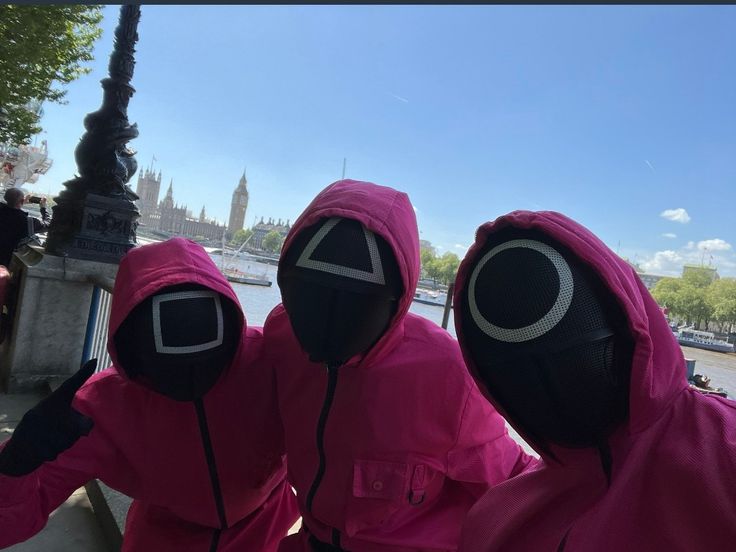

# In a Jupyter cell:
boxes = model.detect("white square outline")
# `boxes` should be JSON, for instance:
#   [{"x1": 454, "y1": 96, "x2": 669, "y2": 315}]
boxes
[{"x1": 152, "y1": 290, "x2": 224, "y2": 354}]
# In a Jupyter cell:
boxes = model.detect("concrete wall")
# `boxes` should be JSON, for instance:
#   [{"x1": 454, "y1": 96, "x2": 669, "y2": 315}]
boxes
[{"x1": 0, "y1": 246, "x2": 117, "y2": 392}]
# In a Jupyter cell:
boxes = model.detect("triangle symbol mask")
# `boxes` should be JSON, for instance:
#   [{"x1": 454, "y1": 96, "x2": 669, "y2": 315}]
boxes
[{"x1": 295, "y1": 217, "x2": 386, "y2": 285}]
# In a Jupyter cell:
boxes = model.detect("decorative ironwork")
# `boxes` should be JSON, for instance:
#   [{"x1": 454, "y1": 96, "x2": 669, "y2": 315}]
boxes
[{"x1": 46, "y1": 5, "x2": 142, "y2": 262}]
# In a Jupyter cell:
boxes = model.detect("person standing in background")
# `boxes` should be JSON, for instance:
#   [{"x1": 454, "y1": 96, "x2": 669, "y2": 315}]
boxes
[{"x1": 0, "y1": 187, "x2": 50, "y2": 268}]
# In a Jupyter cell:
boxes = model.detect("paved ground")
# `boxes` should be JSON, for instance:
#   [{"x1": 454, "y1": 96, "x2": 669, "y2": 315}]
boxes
[{"x1": 0, "y1": 392, "x2": 109, "y2": 552}]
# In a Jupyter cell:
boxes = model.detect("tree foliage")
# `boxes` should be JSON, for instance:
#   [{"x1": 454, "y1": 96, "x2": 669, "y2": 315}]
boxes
[
  {"x1": 230, "y1": 228, "x2": 253, "y2": 247},
  {"x1": 707, "y1": 279, "x2": 736, "y2": 329},
  {"x1": 262, "y1": 230, "x2": 284, "y2": 253},
  {"x1": 0, "y1": 4, "x2": 103, "y2": 144},
  {"x1": 421, "y1": 249, "x2": 461, "y2": 286},
  {"x1": 652, "y1": 275, "x2": 736, "y2": 331}
]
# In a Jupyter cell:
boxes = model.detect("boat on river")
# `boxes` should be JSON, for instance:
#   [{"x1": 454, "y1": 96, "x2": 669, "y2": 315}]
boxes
[
  {"x1": 412, "y1": 289, "x2": 448, "y2": 307},
  {"x1": 222, "y1": 268, "x2": 272, "y2": 287},
  {"x1": 677, "y1": 327, "x2": 735, "y2": 354}
]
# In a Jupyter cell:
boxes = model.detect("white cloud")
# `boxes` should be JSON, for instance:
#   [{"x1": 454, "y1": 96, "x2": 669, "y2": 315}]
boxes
[
  {"x1": 638, "y1": 243, "x2": 736, "y2": 278},
  {"x1": 640, "y1": 250, "x2": 683, "y2": 274},
  {"x1": 454, "y1": 243, "x2": 468, "y2": 251},
  {"x1": 697, "y1": 238, "x2": 732, "y2": 252},
  {"x1": 660, "y1": 208, "x2": 691, "y2": 224},
  {"x1": 661, "y1": 233, "x2": 677, "y2": 239}
]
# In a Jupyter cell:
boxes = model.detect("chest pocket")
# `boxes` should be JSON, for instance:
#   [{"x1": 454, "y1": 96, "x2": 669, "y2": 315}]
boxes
[
  {"x1": 346, "y1": 459, "x2": 441, "y2": 538},
  {"x1": 346, "y1": 460, "x2": 407, "y2": 537}
]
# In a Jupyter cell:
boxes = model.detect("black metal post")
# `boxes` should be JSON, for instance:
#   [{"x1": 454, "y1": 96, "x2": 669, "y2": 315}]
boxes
[
  {"x1": 441, "y1": 282, "x2": 454, "y2": 330},
  {"x1": 45, "y1": 5, "x2": 142, "y2": 263}
]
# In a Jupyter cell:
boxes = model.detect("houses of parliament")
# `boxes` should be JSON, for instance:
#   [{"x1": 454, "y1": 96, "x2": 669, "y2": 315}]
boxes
[{"x1": 135, "y1": 166, "x2": 249, "y2": 242}]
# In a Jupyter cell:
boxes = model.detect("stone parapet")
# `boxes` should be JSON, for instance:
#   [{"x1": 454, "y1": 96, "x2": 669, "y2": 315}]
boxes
[{"x1": 0, "y1": 246, "x2": 117, "y2": 392}]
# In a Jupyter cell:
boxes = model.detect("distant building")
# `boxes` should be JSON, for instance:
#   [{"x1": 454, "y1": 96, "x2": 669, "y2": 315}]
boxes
[
  {"x1": 134, "y1": 164, "x2": 227, "y2": 242},
  {"x1": 637, "y1": 272, "x2": 667, "y2": 290},
  {"x1": 134, "y1": 166, "x2": 162, "y2": 227},
  {"x1": 251, "y1": 217, "x2": 291, "y2": 250},
  {"x1": 227, "y1": 171, "x2": 249, "y2": 239}
]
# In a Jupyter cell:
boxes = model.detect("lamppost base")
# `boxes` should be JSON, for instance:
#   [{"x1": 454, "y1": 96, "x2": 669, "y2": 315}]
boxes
[{"x1": 45, "y1": 193, "x2": 139, "y2": 264}]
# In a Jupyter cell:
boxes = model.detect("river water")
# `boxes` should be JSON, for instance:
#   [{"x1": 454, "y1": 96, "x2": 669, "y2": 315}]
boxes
[
  {"x1": 213, "y1": 254, "x2": 455, "y2": 333},
  {"x1": 216, "y1": 255, "x2": 736, "y2": 402}
]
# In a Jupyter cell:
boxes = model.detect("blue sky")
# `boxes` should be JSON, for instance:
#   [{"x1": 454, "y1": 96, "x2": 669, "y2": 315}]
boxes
[{"x1": 36, "y1": 5, "x2": 736, "y2": 276}]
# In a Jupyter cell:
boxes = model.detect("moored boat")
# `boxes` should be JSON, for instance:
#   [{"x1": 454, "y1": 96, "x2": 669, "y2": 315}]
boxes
[
  {"x1": 677, "y1": 327, "x2": 735, "y2": 354},
  {"x1": 222, "y1": 268, "x2": 272, "y2": 287},
  {"x1": 412, "y1": 289, "x2": 448, "y2": 307}
]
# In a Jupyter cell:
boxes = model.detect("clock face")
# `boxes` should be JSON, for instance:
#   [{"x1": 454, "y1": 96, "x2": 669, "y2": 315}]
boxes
[{"x1": 240, "y1": 197, "x2": 247, "y2": 206}]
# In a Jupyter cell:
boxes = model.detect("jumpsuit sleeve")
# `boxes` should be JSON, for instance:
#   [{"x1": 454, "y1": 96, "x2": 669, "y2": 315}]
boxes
[
  {"x1": 447, "y1": 383, "x2": 539, "y2": 499},
  {"x1": 0, "y1": 380, "x2": 135, "y2": 549},
  {"x1": 0, "y1": 432, "x2": 108, "y2": 548}
]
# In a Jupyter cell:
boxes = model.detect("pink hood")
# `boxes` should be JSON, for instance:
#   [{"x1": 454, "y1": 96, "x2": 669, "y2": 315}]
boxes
[
  {"x1": 108, "y1": 236, "x2": 245, "y2": 371},
  {"x1": 279, "y1": 179, "x2": 420, "y2": 365},
  {"x1": 454, "y1": 211, "x2": 736, "y2": 551}
]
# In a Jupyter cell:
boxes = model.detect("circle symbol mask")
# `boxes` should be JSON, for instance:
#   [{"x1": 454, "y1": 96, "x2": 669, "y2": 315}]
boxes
[{"x1": 468, "y1": 239, "x2": 574, "y2": 343}]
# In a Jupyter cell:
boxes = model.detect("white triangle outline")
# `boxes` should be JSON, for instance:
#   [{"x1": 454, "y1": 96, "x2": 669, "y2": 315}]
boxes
[{"x1": 295, "y1": 217, "x2": 386, "y2": 285}]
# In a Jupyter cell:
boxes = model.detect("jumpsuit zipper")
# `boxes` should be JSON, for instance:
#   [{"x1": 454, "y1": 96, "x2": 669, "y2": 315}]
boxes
[
  {"x1": 195, "y1": 398, "x2": 228, "y2": 552},
  {"x1": 305, "y1": 363, "x2": 341, "y2": 548}
]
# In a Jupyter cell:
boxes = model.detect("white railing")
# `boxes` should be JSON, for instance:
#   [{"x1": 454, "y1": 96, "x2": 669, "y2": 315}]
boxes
[{"x1": 82, "y1": 284, "x2": 113, "y2": 373}]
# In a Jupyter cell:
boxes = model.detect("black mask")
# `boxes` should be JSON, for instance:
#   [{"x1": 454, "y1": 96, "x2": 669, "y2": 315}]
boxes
[
  {"x1": 459, "y1": 228, "x2": 633, "y2": 449},
  {"x1": 279, "y1": 217, "x2": 403, "y2": 365},
  {"x1": 114, "y1": 283, "x2": 242, "y2": 401}
]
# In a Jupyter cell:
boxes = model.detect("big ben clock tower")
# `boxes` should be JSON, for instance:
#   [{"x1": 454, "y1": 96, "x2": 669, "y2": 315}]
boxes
[{"x1": 227, "y1": 170, "x2": 249, "y2": 239}]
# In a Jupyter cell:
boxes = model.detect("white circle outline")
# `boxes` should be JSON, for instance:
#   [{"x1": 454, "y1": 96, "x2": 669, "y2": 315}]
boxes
[{"x1": 467, "y1": 239, "x2": 574, "y2": 343}]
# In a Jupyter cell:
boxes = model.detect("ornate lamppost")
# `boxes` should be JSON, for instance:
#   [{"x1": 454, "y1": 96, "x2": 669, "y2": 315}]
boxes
[{"x1": 45, "y1": 5, "x2": 142, "y2": 263}]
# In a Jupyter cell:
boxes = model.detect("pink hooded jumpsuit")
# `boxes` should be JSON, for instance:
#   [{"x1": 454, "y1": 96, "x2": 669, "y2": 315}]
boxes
[
  {"x1": 454, "y1": 211, "x2": 736, "y2": 552},
  {"x1": 266, "y1": 180, "x2": 536, "y2": 552},
  {"x1": 0, "y1": 238, "x2": 298, "y2": 551}
]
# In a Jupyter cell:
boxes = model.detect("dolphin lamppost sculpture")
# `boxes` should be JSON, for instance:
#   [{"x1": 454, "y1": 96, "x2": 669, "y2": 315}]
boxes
[{"x1": 45, "y1": 5, "x2": 142, "y2": 263}]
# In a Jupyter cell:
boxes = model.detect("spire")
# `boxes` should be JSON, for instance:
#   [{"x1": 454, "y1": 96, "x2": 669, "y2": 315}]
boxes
[
  {"x1": 238, "y1": 168, "x2": 248, "y2": 190},
  {"x1": 199, "y1": 205, "x2": 206, "y2": 222},
  {"x1": 166, "y1": 178, "x2": 173, "y2": 197}
]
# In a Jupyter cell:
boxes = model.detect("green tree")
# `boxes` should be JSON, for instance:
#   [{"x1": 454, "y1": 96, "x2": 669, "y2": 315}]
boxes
[
  {"x1": 682, "y1": 267, "x2": 714, "y2": 289},
  {"x1": 0, "y1": 5, "x2": 103, "y2": 144},
  {"x1": 707, "y1": 278, "x2": 736, "y2": 332},
  {"x1": 420, "y1": 247, "x2": 435, "y2": 273},
  {"x1": 652, "y1": 278, "x2": 684, "y2": 314},
  {"x1": 424, "y1": 257, "x2": 442, "y2": 284},
  {"x1": 679, "y1": 285, "x2": 711, "y2": 328},
  {"x1": 437, "y1": 252, "x2": 461, "y2": 285},
  {"x1": 230, "y1": 228, "x2": 253, "y2": 247},
  {"x1": 262, "y1": 230, "x2": 284, "y2": 253}
]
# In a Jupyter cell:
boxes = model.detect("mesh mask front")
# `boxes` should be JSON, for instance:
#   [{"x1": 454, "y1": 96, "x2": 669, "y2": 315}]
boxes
[
  {"x1": 279, "y1": 217, "x2": 403, "y2": 365},
  {"x1": 459, "y1": 228, "x2": 633, "y2": 449},
  {"x1": 114, "y1": 283, "x2": 242, "y2": 401}
]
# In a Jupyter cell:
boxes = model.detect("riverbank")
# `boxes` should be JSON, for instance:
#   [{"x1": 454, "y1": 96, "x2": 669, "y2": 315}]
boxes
[{"x1": 681, "y1": 346, "x2": 736, "y2": 398}]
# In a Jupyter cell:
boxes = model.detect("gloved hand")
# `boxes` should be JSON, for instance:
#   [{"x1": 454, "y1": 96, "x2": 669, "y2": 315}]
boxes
[{"x1": 0, "y1": 359, "x2": 97, "y2": 477}]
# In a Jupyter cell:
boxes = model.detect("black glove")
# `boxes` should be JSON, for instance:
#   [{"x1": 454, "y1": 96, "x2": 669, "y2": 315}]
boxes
[{"x1": 0, "y1": 359, "x2": 97, "y2": 477}]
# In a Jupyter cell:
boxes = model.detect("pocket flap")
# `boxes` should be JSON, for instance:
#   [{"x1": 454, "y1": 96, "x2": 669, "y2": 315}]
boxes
[{"x1": 352, "y1": 460, "x2": 408, "y2": 500}]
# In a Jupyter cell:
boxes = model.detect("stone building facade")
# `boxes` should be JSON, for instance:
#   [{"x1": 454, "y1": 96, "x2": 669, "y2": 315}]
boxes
[
  {"x1": 134, "y1": 166, "x2": 227, "y2": 242},
  {"x1": 250, "y1": 217, "x2": 291, "y2": 250}
]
